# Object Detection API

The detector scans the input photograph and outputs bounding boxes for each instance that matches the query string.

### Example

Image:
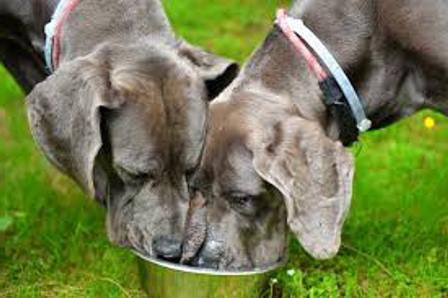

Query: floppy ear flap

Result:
[252,118,354,259]
[26,57,121,202]
[178,41,239,99]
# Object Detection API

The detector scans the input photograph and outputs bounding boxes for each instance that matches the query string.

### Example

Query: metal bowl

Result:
[135,251,285,298]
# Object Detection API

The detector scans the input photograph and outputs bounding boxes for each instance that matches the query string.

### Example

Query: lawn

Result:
[1,0,447,297]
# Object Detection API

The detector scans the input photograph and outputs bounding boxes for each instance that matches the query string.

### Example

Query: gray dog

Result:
[184,0,448,270]
[0,0,238,258]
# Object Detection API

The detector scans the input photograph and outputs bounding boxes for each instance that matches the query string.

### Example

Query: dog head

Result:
[26,40,238,258]
[186,90,354,270]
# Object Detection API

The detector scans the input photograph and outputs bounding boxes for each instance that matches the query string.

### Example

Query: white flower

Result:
[287,269,296,276]
[270,278,279,284]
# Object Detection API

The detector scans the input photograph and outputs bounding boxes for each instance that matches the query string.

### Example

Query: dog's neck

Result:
[235,0,426,141]
[0,0,177,92]
[0,0,176,61]
[58,0,176,64]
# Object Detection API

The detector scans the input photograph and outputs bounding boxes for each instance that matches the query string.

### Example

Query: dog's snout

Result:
[152,235,182,261]
[193,240,226,269]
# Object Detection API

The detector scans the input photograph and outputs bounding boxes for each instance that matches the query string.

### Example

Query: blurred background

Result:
[1,0,447,296]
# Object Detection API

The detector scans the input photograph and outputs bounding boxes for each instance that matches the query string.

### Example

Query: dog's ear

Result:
[178,42,239,100]
[26,56,122,202]
[251,117,354,259]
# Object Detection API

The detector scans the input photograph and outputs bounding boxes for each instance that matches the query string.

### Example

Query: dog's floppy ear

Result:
[178,42,239,99]
[251,117,354,259]
[26,56,122,201]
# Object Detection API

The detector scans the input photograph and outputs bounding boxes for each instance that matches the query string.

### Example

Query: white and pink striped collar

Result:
[275,9,371,142]
[44,0,82,73]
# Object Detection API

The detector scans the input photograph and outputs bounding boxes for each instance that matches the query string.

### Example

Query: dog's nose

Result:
[152,235,182,261]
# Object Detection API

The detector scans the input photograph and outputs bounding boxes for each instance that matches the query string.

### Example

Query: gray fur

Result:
[12,0,239,256]
[189,0,448,269]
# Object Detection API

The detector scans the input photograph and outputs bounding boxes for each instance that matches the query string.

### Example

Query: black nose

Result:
[152,235,182,261]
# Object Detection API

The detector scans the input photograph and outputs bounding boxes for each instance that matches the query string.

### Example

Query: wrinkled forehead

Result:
[217,140,263,196]
[198,101,262,193]
[106,53,208,172]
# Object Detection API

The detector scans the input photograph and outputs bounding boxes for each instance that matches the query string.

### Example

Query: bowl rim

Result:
[134,250,286,276]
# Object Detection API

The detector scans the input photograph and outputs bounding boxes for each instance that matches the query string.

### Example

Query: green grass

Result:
[1,0,447,296]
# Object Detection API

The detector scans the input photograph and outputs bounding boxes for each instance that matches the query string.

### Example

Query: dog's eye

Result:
[115,166,156,184]
[228,192,257,214]
[129,171,154,181]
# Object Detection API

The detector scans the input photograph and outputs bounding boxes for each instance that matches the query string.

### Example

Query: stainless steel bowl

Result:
[135,251,285,298]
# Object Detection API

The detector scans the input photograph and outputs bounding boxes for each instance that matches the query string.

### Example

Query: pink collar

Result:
[44,0,82,72]
[274,9,371,144]
[275,9,328,81]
